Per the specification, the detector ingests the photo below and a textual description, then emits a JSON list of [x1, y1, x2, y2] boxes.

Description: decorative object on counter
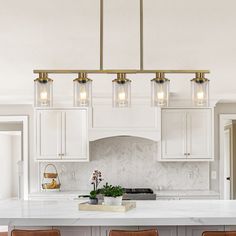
[[34, 72, 53, 107], [79, 201, 136, 212], [89, 190, 99, 205], [101, 183, 124, 206], [90, 170, 103, 191], [42, 164, 61, 191], [89, 170, 103, 204]]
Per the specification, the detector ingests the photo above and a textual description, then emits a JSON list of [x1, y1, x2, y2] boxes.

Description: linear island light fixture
[[33, 70, 210, 108], [33, 1, 210, 108]]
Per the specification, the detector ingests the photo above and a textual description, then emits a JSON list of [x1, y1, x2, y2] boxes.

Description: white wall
[[11, 135, 21, 197], [0, 132, 21, 199], [0, 134, 12, 199], [0, 0, 236, 103]]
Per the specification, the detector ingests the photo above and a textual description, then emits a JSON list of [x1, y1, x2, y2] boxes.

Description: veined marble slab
[[0, 199, 236, 227]]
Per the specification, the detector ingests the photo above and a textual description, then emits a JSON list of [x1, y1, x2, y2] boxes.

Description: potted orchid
[[89, 170, 103, 204]]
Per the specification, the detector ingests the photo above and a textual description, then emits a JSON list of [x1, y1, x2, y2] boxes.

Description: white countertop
[[29, 190, 220, 198], [0, 199, 235, 227]]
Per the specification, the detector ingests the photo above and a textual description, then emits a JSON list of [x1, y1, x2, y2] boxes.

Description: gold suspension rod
[[33, 69, 210, 74]]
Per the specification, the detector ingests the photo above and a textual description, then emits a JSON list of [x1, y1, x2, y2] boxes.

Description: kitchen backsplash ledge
[[40, 137, 209, 191]]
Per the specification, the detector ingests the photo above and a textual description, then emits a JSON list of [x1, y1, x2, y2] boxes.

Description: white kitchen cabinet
[[160, 108, 213, 161], [35, 108, 89, 162]]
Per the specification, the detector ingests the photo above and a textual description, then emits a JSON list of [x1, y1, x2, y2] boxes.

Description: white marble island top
[[0, 199, 236, 227]]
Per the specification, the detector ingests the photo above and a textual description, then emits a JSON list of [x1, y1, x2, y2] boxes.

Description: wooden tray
[[79, 201, 136, 212]]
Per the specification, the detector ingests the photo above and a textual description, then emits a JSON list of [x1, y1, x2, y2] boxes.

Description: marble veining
[[40, 137, 209, 191], [1, 199, 236, 226]]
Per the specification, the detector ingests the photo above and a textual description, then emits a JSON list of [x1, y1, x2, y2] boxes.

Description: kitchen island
[[1, 199, 236, 236]]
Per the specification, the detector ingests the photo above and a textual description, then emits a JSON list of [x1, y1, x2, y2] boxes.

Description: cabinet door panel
[[185, 226, 224, 236], [36, 110, 61, 160], [54, 227, 92, 236], [101, 227, 138, 236], [161, 109, 187, 159], [187, 109, 212, 159], [63, 109, 88, 160], [139, 226, 177, 236]]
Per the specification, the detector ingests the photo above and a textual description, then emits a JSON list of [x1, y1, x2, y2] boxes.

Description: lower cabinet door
[[139, 226, 177, 236], [53, 227, 92, 236], [183, 226, 224, 236], [100, 227, 139, 236]]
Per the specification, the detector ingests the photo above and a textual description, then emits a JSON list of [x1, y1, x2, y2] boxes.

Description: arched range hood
[[88, 104, 161, 142]]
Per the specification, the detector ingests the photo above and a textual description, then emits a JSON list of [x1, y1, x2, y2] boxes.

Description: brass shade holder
[[191, 72, 209, 84], [73, 72, 92, 84], [112, 73, 131, 84], [34, 72, 53, 83]]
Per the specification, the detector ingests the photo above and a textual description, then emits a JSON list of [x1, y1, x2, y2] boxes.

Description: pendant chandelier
[[33, 70, 210, 108], [33, 2, 210, 108]]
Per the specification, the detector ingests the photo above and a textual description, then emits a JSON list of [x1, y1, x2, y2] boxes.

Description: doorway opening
[[220, 114, 236, 199], [0, 116, 28, 200]]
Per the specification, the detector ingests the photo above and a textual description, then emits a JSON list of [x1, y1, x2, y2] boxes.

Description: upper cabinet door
[[36, 110, 62, 160], [103, 0, 140, 69], [187, 109, 212, 159], [62, 109, 89, 161], [161, 109, 187, 159]]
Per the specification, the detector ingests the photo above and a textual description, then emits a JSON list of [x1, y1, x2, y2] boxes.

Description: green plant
[[89, 190, 97, 199], [101, 183, 124, 198]]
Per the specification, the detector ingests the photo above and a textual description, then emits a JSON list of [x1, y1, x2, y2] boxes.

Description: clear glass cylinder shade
[[151, 80, 169, 107], [73, 80, 92, 107], [112, 80, 131, 108], [191, 80, 209, 107], [34, 79, 53, 107]]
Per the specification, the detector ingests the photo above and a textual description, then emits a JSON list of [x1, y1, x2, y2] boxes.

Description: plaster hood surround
[[88, 104, 161, 142]]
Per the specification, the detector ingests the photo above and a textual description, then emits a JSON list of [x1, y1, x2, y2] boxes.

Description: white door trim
[[219, 114, 236, 199], [0, 116, 28, 199]]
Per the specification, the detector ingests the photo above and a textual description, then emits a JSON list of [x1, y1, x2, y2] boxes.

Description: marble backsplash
[[40, 137, 209, 191]]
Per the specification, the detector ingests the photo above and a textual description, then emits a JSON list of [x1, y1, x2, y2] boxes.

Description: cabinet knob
[[188, 153, 190, 155]]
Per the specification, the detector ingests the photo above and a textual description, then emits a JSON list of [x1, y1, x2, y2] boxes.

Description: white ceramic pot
[[103, 196, 123, 206]]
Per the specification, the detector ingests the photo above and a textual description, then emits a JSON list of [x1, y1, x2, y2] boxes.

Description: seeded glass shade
[[112, 74, 131, 108], [73, 73, 92, 107], [151, 73, 169, 107], [191, 74, 209, 107], [34, 73, 53, 107]]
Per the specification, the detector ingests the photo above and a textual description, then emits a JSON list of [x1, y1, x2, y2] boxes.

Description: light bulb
[[80, 91, 87, 100], [197, 91, 204, 100], [196, 91, 204, 105], [157, 91, 164, 100], [118, 91, 126, 101]]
